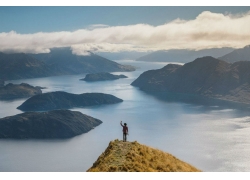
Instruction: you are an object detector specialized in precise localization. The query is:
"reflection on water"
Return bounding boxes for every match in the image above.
[1,60,250,172]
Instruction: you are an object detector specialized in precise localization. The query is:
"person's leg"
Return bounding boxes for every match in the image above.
[125,133,127,142]
[123,133,125,142]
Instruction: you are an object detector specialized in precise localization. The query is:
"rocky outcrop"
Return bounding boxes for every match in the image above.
[0,110,102,139]
[131,56,250,104]
[17,91,123,111]
[0,83,43,100]
[87,140,200,172]
[81,72,127,82]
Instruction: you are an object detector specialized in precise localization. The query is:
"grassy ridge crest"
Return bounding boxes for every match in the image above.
[87,139,201,172]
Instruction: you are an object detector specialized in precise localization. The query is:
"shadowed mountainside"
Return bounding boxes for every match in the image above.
[0,48,135,81]
[0,52,57,80]
[87,140,200,172]
[80,72,127,82]
[17,91,123,111]
[0,83,43,100]
[0,110,102,139]
[30,47,135,74]
[219,45,250,63]
[136,48,234,63]
[132,56,250,104]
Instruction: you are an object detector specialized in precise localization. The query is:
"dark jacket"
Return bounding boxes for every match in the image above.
[120,122,128,134]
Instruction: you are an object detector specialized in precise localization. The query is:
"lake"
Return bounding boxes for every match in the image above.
[1,60,250,172]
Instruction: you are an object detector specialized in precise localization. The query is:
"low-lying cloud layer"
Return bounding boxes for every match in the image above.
[1,11,250,55]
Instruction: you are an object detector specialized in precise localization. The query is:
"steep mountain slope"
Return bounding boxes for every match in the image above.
[31,47,135,74]
[0,52,57,80]
[132,56,250,104]
[87,140,200,172]
[0,83,42,100]
[0,110,102,139]
[0,48,135,81]
[219,45,250,63]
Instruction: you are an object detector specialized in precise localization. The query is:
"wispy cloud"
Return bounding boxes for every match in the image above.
[87,24,110,30]
[1,11,250,55]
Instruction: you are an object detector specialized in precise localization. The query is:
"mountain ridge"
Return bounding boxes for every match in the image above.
[136,47,234,63]
[0,48,135,81]
[0,52,57,80]
[30,47,135,74]
[131,56,250,104]
[0,83,43,100]
[87,139,200,172]
[219,45,250,63]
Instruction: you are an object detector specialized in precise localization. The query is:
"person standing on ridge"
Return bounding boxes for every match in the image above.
[120,121,128,142]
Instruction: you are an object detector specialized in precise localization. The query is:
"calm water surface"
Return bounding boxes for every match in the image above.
[1,60,250,172]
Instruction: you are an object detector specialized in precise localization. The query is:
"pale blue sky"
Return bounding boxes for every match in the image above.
[0,6,250,33]
[1,6,250,53]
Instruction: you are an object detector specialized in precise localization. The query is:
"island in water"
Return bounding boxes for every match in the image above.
[131,56,250,104]
[80,72,128,82]
[87,139,200,172]
[0,83,43,100]
[17,91,123,111]
[0,110,102,139]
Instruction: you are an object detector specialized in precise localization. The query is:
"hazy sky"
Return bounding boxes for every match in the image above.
[0,6,250,54]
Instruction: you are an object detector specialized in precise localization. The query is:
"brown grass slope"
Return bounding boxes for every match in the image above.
[87,139,200,172]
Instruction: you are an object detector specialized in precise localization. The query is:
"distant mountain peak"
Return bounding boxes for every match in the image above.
[136,48,234,63]
[219,45,250,63]
[193,56,219,62]
[0,47,135,81]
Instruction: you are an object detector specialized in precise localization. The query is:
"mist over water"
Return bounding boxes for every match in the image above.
[1,60,250,172]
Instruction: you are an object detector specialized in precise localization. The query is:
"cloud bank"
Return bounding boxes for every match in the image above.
[1,11,250,55]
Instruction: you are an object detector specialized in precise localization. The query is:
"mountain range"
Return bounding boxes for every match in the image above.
[136,47,234,63]
[30,47,135,74]
[132,56,250,104]
[219,45,250,63]
[0,52,57,80]
[0,48,135,81]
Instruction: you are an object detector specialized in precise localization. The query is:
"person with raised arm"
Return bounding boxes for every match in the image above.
[120,121,128,142]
